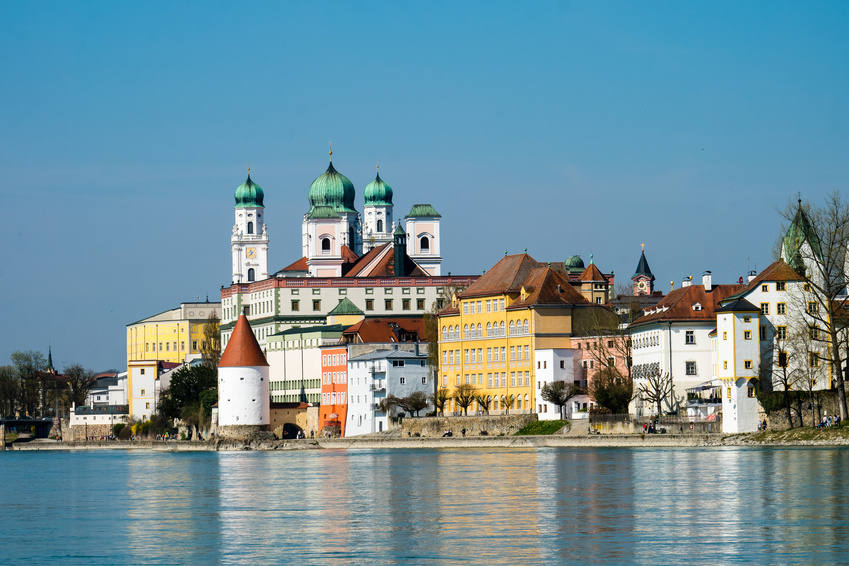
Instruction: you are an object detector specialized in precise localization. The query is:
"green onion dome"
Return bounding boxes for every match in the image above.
[308,162,357,214]
[234,174,264,208]
[564,255,585,272]
[363,172,393,206]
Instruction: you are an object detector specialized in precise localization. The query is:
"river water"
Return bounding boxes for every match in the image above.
[2,446,848,565]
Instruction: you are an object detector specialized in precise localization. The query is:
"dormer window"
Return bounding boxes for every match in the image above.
[692,303,703,311]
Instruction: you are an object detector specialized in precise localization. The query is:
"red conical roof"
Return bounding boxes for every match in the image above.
[218,314,269,367]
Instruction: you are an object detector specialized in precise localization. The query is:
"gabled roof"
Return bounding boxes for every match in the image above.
[716,297,760,313]
[349,348,426,362]
[328,297,364,316]
[280,256,310,272]
[735,259,805,296]
[342,242,426,277]
[218,314,269,367]
[342,317,425,343]
[630,284,743,328]
[579,263,606,282]
[458,254,542,298]
[508,266,588,309]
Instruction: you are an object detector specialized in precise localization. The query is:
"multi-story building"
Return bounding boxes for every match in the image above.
[319,344,349,436]
[346,346,431,436]
[629,273,742,416]
[126,360,182,420]
[437,253,604,415]
[265,324,346,404]
[126,301,221,366]
[220,156,475,353]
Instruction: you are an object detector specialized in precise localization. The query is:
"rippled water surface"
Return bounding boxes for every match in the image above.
[3,446,849,565]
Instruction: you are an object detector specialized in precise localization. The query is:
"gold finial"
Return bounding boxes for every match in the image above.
[329,141,333,162]
[641,243,645,251]
[376,160,379,173]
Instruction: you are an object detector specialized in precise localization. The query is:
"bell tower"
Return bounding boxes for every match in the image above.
[231,170,269,284]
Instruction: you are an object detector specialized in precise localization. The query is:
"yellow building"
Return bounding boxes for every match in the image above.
[437,253,600,414]
[126,301,221,366]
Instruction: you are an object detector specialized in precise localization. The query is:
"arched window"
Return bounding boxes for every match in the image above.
[421,236,430,253]
[376,219,383,232]
[247,221,254,235]
[470,325,476,339]
[509,321,515,335]
[248,268,255,282]
[464,324,469,339]
[321,238,331,253]
[486,322,492,336]
[500,321,505,336]
[477,323,482,337]
[442,326,447,340]
[523,319,529,335]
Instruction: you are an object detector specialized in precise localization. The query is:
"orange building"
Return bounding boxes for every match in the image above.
[319,345,349,436]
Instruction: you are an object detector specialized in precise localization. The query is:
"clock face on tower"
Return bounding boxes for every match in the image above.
[637,281,647,290]
[246,247,257,259]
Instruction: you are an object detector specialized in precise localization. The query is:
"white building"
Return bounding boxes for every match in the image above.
[533,348,584,419]
[217,313,270,428]
[715,297,762,433]
[346,347,431,436]
[265,324,346,405]
[629,274,742,417]
[231,172,269,284]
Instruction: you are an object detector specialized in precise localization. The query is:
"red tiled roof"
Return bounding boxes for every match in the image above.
[281,256,309,271]
[458,254,544,298]
[740,259,805,294]
[219,314,269,367]
[342,317,425,343]
[508,266,589,309]
[579,263,606,282]
[630,284,743,327]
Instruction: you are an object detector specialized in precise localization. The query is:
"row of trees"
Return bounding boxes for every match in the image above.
[0,350,97,418]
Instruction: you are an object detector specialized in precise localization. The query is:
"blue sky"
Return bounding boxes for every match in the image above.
[2,1,848,371]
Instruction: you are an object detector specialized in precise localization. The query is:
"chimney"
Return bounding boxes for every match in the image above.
[393,224,407,277]
[747,270,757,283]
[682,276,692,288]
[414,343,420,356]
[702,271,712,292]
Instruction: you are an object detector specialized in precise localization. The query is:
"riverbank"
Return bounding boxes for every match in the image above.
[9,427,849,451]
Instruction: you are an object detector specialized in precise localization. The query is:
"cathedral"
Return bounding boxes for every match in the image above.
[231,150,442,283]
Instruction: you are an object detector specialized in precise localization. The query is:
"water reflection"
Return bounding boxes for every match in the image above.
[6,447,849,565]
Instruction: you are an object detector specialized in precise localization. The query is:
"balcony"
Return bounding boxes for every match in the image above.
[370,382,386,392]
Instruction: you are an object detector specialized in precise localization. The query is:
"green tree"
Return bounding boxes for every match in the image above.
[540,381,580,419]
[453,383,478,416]
[201,312,222,368]
[158,364,217,422]
[500,393,515,415]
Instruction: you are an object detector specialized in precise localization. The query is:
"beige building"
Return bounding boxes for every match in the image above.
[126,301,221,366]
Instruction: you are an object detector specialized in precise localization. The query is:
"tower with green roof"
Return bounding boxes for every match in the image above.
[404,203,442,275]
[302,149,364,276]
[362,166,394,252]
[231,171,269,283]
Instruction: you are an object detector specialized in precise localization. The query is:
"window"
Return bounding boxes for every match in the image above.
[366,299,374,311]
[776,281,786,291]
[761,284,769,292]
[321,238,331,253]
[760,303,769,315]
[422,376,427,384]
[399,377,406,384]
[486,300,491,312]
[810,353,820,367]
[471,349,477,363]
[759,326,766,341]
[723,332,727,340]
[192,341,197,350]
[748,385,756,398]
[808,302,818,314]
[804,283,811,292]
[393,360,406,367]
[402,299,411,311]
[500,299,505,310]
[291,300,300,311]
[464,350,470,363]
[524,345,529,359]
[464,303,469,315]
[510,346,516,360]
[727,387,732,399]
[744,360,752,369]
[744,330,752,340]
[417,299,425,310]
[560,360,565,369]
[723,361,728,370]
[778,351,788,367]
[313,300,321,311]
[146,402,150,409]
[809,327,819,340]
[777,326,787,340]
[685,361,697,375]
[385,299,393,310]
[777,303,786,315]
[685,331,695,344]
[477,301,482,312]
[743,316,751,323]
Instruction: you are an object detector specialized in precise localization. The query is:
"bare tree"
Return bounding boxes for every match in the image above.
[11,351,46,417]
[637,372,674,417]
[64,364,96,409]
[0,365,16,417]
[430,388,451,416]
[540,381,580,419]
[500,393,515,415]
[201,311,221,368]
[474,394,492,415]
[426,284,466,394]
[573,303,635,382]
[779,193,849,419]
[378,394,402,420]
[453,383,478,416]
[400,391,429,417]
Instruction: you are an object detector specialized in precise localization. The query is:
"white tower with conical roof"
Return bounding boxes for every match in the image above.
[405,204,442,276]
[218,313,270,430]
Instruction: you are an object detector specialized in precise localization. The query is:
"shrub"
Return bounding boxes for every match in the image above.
[113,423,125,437]
[515,420,569,436]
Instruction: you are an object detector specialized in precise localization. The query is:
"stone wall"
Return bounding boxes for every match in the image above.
[217,424,273,442]
[764,390,843,430]
[400,414,536,437]
[68,423,114,441]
